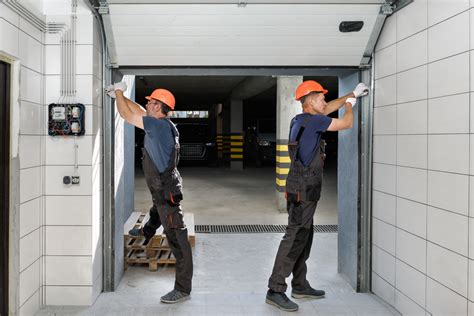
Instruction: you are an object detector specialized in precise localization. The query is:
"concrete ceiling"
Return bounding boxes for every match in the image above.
[135,75,247,105]
[134,75,339,107]
[106,1,383,67]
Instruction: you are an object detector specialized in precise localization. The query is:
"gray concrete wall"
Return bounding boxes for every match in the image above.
[337,71,360,290]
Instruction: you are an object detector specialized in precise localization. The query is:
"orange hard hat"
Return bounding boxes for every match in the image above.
[145,88,176,110]
[295,80,328,101]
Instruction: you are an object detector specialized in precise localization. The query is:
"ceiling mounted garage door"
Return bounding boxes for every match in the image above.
[105,0,384,67]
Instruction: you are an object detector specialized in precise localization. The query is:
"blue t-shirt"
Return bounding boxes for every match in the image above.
[143,117,175,173]
[289,113,332,166]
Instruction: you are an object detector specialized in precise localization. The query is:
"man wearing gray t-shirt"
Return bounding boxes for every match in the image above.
[107,82,193,304]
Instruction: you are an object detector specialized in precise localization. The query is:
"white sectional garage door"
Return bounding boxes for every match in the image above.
[107,0,383,67]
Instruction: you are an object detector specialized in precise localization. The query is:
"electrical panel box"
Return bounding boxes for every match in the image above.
[48,103,85,136]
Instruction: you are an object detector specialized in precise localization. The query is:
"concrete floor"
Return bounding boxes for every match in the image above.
[134,164,339,225]
[38,234,398,316]
[37,164,399,316]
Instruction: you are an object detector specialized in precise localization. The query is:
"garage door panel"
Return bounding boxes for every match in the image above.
[117,45,366,56]
[112,25,373,37]
[108,3,381,66]
[118,54,362,66]
[114,36,370,48]
[110,4,380,16]
[110,14,376,27]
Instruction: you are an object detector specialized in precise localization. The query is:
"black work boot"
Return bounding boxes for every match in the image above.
[128,227,152,245]
[291,287,325,299]
[265,289,298,312]
[128,227,143,236]
[160,289,190,304]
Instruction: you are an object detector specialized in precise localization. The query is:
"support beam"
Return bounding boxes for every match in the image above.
[275,76,302,212]
[230,99,243,170]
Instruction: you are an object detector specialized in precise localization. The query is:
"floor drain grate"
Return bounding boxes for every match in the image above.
[194,224,338,234]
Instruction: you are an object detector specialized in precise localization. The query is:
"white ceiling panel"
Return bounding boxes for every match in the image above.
[108,3,381,66]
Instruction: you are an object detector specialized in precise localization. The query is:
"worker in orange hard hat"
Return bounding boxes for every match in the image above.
[106,82,193,304]
[266,80,369,312]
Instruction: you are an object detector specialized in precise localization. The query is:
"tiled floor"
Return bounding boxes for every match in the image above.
[37,234,399,316]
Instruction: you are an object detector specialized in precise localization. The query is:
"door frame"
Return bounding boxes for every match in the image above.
[103,66,373,292]
[0,59,11,316]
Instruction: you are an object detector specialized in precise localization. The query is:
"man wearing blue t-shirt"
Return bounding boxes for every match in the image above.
[107,82,193,304]
[266,80,369,312]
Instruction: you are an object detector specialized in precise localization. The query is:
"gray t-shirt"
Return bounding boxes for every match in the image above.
[143,116,174,173]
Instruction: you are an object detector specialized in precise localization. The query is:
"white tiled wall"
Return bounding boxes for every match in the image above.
[372,1,473,314]
[43,10,103,307]
[1,2,103,313]
[1,3,45,314]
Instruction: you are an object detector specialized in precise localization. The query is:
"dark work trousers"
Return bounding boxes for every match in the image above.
[268,199,317,293]
[142,155,193,294]
[142,205,162,240]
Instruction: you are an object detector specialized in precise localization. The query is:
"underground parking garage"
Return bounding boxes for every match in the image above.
[8,0,470,315]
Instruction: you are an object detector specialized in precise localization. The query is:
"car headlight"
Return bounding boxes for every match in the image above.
[258,140,271,146]
[206,142,216,146]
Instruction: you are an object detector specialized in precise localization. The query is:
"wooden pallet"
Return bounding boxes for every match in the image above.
[124,248,175,271]
[124,212,195,247]
[123,211,195,271]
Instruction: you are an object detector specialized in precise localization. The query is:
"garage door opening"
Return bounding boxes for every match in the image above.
[107,67,369,298]
[130,75,339,228]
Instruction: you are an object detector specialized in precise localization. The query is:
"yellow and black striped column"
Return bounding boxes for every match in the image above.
[276,140,290,192]
[222,134,231,161]
[230,133,244,162]
[216,134,223,159]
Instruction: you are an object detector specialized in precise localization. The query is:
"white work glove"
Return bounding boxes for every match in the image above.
[353,83,369,98]
[346,97,357,108]
[105,84,116,98]
[114,81,127,93]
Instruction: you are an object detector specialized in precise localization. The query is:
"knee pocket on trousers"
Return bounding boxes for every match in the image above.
[287,227,312,261]
[164,208,185,230]
[288,203,303,225]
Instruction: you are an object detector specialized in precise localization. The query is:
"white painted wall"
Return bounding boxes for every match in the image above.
[372,0,474,314]
[0,1,103,314]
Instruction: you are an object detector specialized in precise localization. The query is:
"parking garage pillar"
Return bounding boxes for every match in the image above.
[230,99,244,170]
[276,76,303,212]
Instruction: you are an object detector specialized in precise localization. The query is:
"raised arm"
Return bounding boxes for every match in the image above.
[108,82,146,129]
[324,83,369,115]
[327,98,355,131]
[324,92,355,115]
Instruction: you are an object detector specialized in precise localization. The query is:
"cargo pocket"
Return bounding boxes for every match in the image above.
[163,169,184,206]
[165,192,183,207]
[288,202,303,226]
[305,178,322,202]
[286,177,304,198]
[165,206,185,230]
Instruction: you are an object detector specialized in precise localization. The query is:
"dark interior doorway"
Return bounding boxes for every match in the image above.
[0,60,10,316]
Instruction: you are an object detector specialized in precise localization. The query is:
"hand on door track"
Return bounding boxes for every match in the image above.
[105,84,116,98]
[114,82,127,92]
[353,83,369,98]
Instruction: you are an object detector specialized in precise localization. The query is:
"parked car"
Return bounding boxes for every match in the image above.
[244,119,276,167]
[174,121,217,163]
